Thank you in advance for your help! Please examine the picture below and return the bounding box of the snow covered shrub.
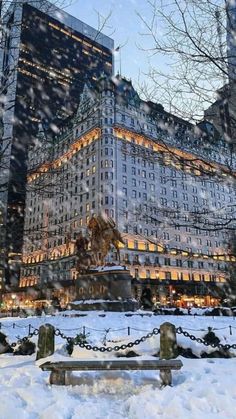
[66,332,89,355]
[0,331,13,354]
[13,338,36,356]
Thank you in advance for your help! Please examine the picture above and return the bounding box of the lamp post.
[169,287,176,307]
[11,294,16,317]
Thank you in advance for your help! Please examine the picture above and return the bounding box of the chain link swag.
[10,328,39,348]
[176,327,236,350]
[54,327,160,352]
[7,326,236,352]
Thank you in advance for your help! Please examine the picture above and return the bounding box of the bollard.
[128,327,130,336]
[83,326,86,337]
[159,322,178,386]
[230,325,232,335]
[36,324,55,360]
[28,324,31,335]
[160,322,178,360]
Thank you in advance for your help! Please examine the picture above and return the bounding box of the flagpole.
[114,46,122,76]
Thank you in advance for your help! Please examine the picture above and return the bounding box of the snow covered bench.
[40,359,183,386]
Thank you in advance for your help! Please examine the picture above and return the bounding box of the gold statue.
[87,214,125,266]
[67,214,125,273]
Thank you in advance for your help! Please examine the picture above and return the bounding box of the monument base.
[70,299,139,312]
[70,268,139,312]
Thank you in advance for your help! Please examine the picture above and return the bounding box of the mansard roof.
[84,74,142,106]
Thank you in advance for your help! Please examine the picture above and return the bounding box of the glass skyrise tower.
[0,0,114,287]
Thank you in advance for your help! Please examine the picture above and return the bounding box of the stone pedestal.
[36,324,55,360]
[160,322,178,360]
[70,269,139,312]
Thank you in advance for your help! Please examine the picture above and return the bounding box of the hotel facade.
[9,76,236,309]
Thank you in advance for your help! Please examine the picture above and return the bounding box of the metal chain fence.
[53,326,236,352]
[4,325,236,352]
[10,328,39,348]
[54,327,160,352]
[176,327,236,350]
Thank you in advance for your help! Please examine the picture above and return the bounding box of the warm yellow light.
[149,243,155,251]
[118,241,125,249]
[172,272,178,280]
[114,127,233,176]
[138,242,146,251]
[128,240,134,249]
[28,128,100,183]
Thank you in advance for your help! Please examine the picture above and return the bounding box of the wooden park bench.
[40,358,183,386]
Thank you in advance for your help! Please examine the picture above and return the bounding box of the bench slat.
[40,359,183,372]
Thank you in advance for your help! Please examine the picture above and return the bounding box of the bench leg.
[160,369,172,386]
[49,369,66,385]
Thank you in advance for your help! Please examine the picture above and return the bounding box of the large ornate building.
[9,75,236,309]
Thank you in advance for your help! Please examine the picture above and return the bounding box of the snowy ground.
[1,311,236,419]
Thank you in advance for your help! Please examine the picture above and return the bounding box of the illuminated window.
[165,272,171,280]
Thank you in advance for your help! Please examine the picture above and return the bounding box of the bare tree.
[138,2,229,116]
[136,1,233,169]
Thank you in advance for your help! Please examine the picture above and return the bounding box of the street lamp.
[169,288,176,306]
[11,294,16,317]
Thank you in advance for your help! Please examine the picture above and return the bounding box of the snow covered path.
[1,355,236,419]
[1,312,236,419]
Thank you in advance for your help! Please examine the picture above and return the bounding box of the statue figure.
[67,215,125,273]
[66,231,93,274]
[74,231,89,255]
[140,287,153,310]
[87,214,125,266]
[74,231,93,273]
